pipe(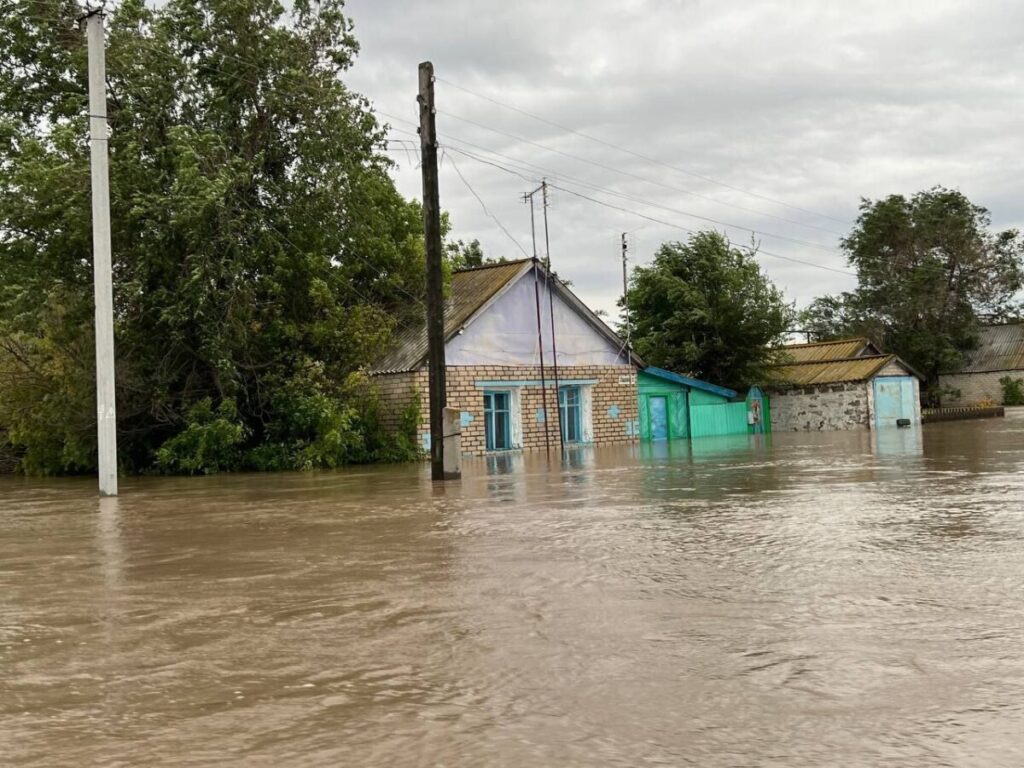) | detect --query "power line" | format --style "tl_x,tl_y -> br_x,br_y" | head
443,146 -> 855,278
436,76 -> 851,229
435,108 -> 847,253
442,150 -> 530,259
46,20 -> 948,284
549,182 -> 856,277
392,124 -> 852,264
